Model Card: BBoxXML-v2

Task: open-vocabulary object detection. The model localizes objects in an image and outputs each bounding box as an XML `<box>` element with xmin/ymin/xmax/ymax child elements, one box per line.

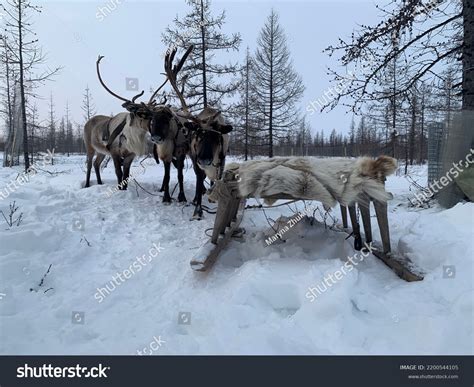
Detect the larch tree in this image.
<box><xmin>81</xmin><ymin>85</ymin><xmax>96</xmax><ymax>123</ymax></box>
<box><xmin>162</xmin><ymin>0</ymin><xmax>241</xmax><ymax>111</ymax></box>
<box><xmin>324</xmin><ymin>0</ymin><xmax>465</xmax><ymax>111</ymax></box>
<box><xmin>1</xmin><ymin>0</ymin><xmax>60</xmax><ymax>171</ymax></box>
<box><xmin>0</xmin><ymin>35</ymin><xmax>16</xmax><ymax>167</ymax></box>
<box><xmin>229</xmin><ymin>47</ymin><xmax>262</xmax><ymax>160</ymax></box>
<box><xmin>252</xmin><ymin>10</ymin><xmax>305</xmax><ymax>158</ymax></box>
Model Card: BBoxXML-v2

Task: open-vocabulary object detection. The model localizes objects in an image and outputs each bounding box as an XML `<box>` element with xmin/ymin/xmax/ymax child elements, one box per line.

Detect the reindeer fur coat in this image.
<box><xmin>226</xmin><ymin>156</ymin><xmax>397</xmax><ymax>208</ymax></box>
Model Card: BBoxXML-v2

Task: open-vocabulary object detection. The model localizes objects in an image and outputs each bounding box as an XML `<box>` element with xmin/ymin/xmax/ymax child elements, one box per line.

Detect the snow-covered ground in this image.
<box><xmin>0</xmin><ymin>153</ymin><xmax>472</xmax><ymax>355</ymax></box>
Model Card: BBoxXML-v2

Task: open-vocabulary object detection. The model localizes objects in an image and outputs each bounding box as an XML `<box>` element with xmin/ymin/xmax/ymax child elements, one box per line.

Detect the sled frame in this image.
<box><xmin>191</xmin><ymin>170</ymin><xmax>424</xmax><ymax>282</ymax></box>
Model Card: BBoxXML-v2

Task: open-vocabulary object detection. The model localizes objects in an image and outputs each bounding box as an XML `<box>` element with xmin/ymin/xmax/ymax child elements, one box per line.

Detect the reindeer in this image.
<box><xmin>156</xmin><ymin>46</ymin><xmax>233</xmax><ymax>219</ymax></box>
<box><xmin>148</xmin><ymin>47</ymin><xmax>194</xmax><ymax>204</ymax></box>
<box><xmin>84</xmin><ymin>55</ymin><xmax>169</xmax><ymax>190</ymax></box>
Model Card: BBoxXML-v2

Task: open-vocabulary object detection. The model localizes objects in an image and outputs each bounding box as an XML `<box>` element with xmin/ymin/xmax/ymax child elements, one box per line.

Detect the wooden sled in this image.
<box><xmin>190</xmin><ymin>169</ymin><xmax>246</xmax><ymax>272</ymax></box>
<box><xmin>337</xmin><ymin>199</ymin><xmax>423</xmax><ymax>282</ymax></box>
<box><xmin>190</xmin><ymin>170</ymin><xmax>424</xmax><ymax>282</ymax></box>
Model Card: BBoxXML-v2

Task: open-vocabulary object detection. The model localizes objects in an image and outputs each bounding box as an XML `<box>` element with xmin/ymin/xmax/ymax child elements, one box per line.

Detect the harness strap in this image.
<box><xmin>106</xmin><ymin>117</ymin><xmax>128</xmax><ymax>151</ymax></box>
<box><xmin>174</xmin><ymin>117</ymin><xmax>183</xmax><ymax>141</ymax></box>
<box><xmin>102</xmin><ymin>119</ymin><xmax>111</xmax><ymax>142</ymax></box>
<box><xmin>173</xmin><ymin>117</ymin><xmax>192</xmax><ymax>157</ymax></box>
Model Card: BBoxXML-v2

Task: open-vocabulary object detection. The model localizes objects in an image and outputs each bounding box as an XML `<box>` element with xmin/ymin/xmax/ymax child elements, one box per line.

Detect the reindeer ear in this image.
<box><xmin>218</xmin><ymin>124</ymin><xmax>233</xmax><ymax>134</ymax></box>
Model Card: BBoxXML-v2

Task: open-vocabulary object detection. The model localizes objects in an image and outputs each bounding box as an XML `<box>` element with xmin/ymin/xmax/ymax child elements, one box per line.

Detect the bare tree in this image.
<box><xmin>1</xmin><ymin>0</ymin><xmax>61</xmax><ymax>171</ymax></box>
<box><xmin>47</xmin><ymin>92</ymin><xmax>56</xmax><ymax>164</ymax></box>
<box><xmin>0</xmin><ymin>35</ymin><xmax>16</xmax><ymax>167</ymax></box>
<box><xmin>229</xmin><ymin>47</ymin><xmax>262</xmax><ymax>160</ymax></box>
<box><xmin>252</xmin><ymin>10</ymin><xmax>305</xmax><ymax>158</ymax></box>
<box><xmin>162</xmin><ymin>0</ymin><xmax>241</xmax><ymax>110</ymax></box>
<box><xmin>81</xmin><ymin>85</ymin><xmax>96</xmax><ymax>123</ymax></box>
<box><xmin>324</xmin><ymin>0</ymin><xmax>464</xmax><ymax>111</ymax></box>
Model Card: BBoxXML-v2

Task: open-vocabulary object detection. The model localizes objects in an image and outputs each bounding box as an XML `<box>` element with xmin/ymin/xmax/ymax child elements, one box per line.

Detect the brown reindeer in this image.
<box><xmin>148</xmin><ymin>47</ymin><xmax>194</xmax><ymax>204</ymax></box>
<box><xmin>84</xmin><ymin>55</ymin><xmax>169</xmax><ymax>190</ymax></box>
<box><xmin>157</xmin><ymin>46</ymin><xmax>233</xmax><ymax>219</ymax></box>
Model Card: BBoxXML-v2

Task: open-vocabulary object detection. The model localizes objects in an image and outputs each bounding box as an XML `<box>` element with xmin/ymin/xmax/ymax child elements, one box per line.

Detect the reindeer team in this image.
<box><xmin>83</xmin><ymin>46</ymin><xmax>233</xmax><ymax>220</ymax></box>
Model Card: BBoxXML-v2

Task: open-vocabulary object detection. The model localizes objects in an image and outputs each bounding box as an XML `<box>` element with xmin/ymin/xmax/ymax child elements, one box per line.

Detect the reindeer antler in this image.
<box><xmin>164</xmin><ymin>45</ymin><xmax>194</xmax><ymax>114</ymax></box>
<box><xmin>96</xmin><ymin>55</ymin><xmax>144</xmax><ymax>104</ymax></box>
<box><xmin>148</xmin><ymin>76</ymin><xmax>169</xmax><ymax>105</ymax></box>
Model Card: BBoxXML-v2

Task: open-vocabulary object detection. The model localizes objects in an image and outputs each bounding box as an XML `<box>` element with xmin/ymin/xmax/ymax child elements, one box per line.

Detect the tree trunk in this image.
<box><xmin>200</xmin><ymin>0</ymin><xmax>208</xmax><ymax>108</ymax></box>
<box><xmin>3</xmin><ymin>37</ymin><xmax>14</xmax><ymax>167</ymax></box>
<box><xmin>244</xmin><ymin>52</ymin><xmax>250</xmax><ymax>161</ymax></box>
<box><xmin>268</xmin><ymin>18</ymin><xmax>274</xmax><ymax>158</ymax></box>
<box><xmin>409</xmin><ymin>91</ymin><xmax>416</xmax><ymax>166</ymax></box>
<box><xmin>391</xmin><ymin>55</ymin><xmax>397</xmax><ymax>158</ymax></box>
<box><xmin>18</xmin><ymin>0</ymin><xmax>30</xmax><ymax>171</ymax></box>
<box><xmin>419</xmin><ymin>92</ymin><xmax>425</xmax><ymax>164</ymax></box>
<box><xmin>463</xmin><ymin>0</ymin><xmax>474</xmax><ymax>110</ymax></box>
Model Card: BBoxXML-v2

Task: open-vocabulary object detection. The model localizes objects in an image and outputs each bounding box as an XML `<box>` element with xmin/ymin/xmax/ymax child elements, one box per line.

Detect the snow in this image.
<box><xmin>0</xmin><ymin>154</ymin><xmax>472</xmax><ymax>355</ymax></box>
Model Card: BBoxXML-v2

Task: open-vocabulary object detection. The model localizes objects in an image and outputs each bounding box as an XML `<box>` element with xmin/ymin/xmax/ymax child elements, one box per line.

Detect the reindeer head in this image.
<box><xmin>184</xmin><ymin>109</ymin><xmax>233</xmax><ymax>172</ymax></box>
<box><xmin>148</xmin><ymin>106</ymin><xmax>177</xmax><ymax>144</ymax></box>
<box><xmin>164</xmin><ymin>46</ymin><xmax>233</xmax><ymax>180</ymax></box>
<box><xmin>96</xmin><ymin>55</ymin><xmax>169</xmax><ymax>132</ymax></box>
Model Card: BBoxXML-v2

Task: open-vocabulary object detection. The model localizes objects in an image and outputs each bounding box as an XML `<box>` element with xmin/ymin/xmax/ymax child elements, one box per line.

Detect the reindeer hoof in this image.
<box><xmin>191</xmin><ymin>207</ymin><xmax>203</xmax><ymax>221</ymax></box>
<box><xmin>163</xmin><ymin>196</ymin><xmax>172</xmax><ymax>204</ymax></box>
<box><xmin>354</xmin><ymin>236</ymin><xmax>363</xmax><ymax>251</ymax></box>
<box><xmin>178</xmin><ymin>193</ymin><xmax>187</xmax><ymax>203</ymax></box>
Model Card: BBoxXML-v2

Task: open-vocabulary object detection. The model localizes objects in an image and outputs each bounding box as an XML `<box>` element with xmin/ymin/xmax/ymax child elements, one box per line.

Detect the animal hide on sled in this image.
<box><xmin>226</xmin><ymin>156</ymin><xmax>397</xmax><ymax>208</ymax></box>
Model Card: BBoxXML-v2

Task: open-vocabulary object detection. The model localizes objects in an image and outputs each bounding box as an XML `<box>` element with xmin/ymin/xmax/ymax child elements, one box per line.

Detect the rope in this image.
<box><xmin>170</xmin><ymin>182</ymin><xmax>179</xmax><ymax>197</ymax></box>
<box><xmin>244</xmin><ymin>200</ymin><xmax>299</xmax><ymax>210</ymax></box>
<box><xmin>132</xmin><ymin>179</ymin><xmax>161</xmax><ymax>197</ymax></box>
<box><xmin>201</xmin><ymin>204</ymin><xmax>217</xmax><ymax>215</ymax></box>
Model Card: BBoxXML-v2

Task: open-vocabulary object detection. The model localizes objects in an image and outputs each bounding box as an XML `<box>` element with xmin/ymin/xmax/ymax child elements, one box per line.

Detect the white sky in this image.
<box><xmin>1</xmin><ymin>0</ymin><xmax>382</xmax><ymax>137</ymax></box>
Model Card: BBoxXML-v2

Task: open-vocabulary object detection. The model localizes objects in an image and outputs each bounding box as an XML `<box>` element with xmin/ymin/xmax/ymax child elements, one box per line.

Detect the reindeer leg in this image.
<box><xmin>192</xmin><ymin>161</ymin><xmax>205</xmax><ymax>220</ymax></box>
<box><xmin>112</xmin><ymin>154</ymin><xmax>124</xmax><ymax>190</ymax></box>
<box><xmin>348</xmin><ymin>204</ymin><xmax>363</xmax><ymax>251</ymax></box>
<box><xmin>121</xmin><ymin>154</ymin><xmax>135</xmax><ymax>191</ymax></box>
<box><xmin>85</xmin><ymin>152</ymin><xmax>94</xmax><ymax>188</ymax></box>
<box><xmin>340</xmin><ymin>205</ymin><xmax>348</xmax><ymax>228</ymax></box>
<box><xmin>153</xmin><ymin>144</ymin><xmax>160</xmax><ymax>165</ymax></box>
<box><xmin>177</xmin><ymin>156</ymin><xmax>187</xmax><ymax>203</ymax></box>
<box><xmin>162</xmin><ymin>161</ymin><xmax>172</xmax><ymax>204</ymax></box>
<box><xmin>358</xmin><ymin>194</ymin><xmax>372</xmax><ymax>245</ymax></box>
<box><xmin>93</xmin><ymin>153</ymin><xmax>106</xmax><ymax>185</ymax></box>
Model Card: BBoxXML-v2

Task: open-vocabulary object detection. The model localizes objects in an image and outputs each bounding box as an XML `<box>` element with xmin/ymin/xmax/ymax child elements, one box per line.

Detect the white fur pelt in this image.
<box><xmin>228</xmin><ymin>156</ymin><xmax>397</xmax><ymax>208</ymax></box>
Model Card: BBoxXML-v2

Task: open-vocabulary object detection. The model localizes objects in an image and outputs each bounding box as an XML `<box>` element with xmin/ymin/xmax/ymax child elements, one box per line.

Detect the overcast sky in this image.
<box><xmin>1</xmin><ymin>0</ymin><xmax>382</xmax><ymax>137</ymax></box>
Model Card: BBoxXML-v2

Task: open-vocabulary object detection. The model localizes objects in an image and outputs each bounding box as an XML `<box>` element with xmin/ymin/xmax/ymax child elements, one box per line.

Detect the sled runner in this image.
<box><xmin>190</xmin><ymin>157</ymin><xmax>424</xmax><ymax>282</ymax></box>
<box><xmin>190</xmin><ymin>170</ymin><xmax>245</xmax><ymax>272</ymax></box>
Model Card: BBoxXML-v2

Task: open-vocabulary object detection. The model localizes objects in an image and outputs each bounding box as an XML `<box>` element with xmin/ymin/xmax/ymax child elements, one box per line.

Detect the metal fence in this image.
<box><xmin>427</xmin><ymin>122</ymin><xmax>445</xmax><ymax>184</ymax></box>
<box><xmin>428</xmin><ymin>112</ymin><xmax>474</xmax><ymax>207</ymax></box>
